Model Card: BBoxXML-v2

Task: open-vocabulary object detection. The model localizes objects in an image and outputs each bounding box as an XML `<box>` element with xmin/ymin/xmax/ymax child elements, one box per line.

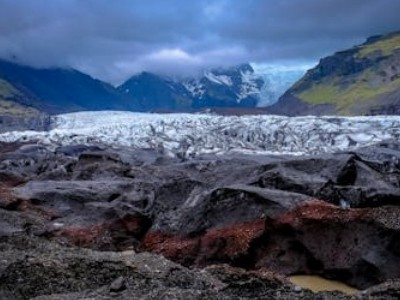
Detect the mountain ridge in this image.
<box><xmin>272</xmin><ymin>31</ymin><xmax>400</xmax><ymax>116</ymax></box>
<box><xmin>0</xmin><ymin>60</ymin><xmax>271</xmax><ymax>115</ymax></box>
<box><xmin>118</xmin><ymin>63</ymin><xmax>264</xmax><ymax>111</ymax></box>
<box><xmin>0</xmin><ymin>59</ymin><xmax>135</xmax><ymax>114</ymax></box>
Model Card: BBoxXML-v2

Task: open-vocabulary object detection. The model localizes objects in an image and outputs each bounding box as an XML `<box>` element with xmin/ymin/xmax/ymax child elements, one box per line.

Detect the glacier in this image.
<box><xmin>251</xmin><ymin>63</ymin><xmax>313</xmax><ymax>106</ymax></box>
<box><xmin>0</xmin><ymin>111</ymin><xmax>400</xmax><ymax>158</ymax></box>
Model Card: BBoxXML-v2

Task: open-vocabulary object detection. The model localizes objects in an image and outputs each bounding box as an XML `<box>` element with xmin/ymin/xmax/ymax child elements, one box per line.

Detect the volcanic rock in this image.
<box><xmin>1</xmin><ymin>140</ymin><xmax>400</xmax><ymax>298</ymax></box>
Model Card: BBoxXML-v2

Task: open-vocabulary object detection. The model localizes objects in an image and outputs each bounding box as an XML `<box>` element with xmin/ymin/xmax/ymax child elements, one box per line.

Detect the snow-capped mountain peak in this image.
<box><xmin>181</xmin><ymin>64</ymin><xmax>264</xmax><ymax>106</ymax></box>
<box><xmin>180</xmin><ymin>63</ymin><xmax>310</xmax><ymax>106</ymax></box>
<box><xmin>116</xmin><ymin>62</ymin><xmax>311</xmax><ymax>111</ymax></box>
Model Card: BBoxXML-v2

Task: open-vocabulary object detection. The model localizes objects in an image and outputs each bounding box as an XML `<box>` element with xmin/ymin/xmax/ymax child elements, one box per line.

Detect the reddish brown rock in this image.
<box><xmin>53</xmin><ymin>215</ymin><xmax>151</xmax><ymax>250</ymax></box>
<box><xmin>17</xmin><ymin>199</ymin><xmax>61</xmax><ymax>220</ymax></box>
<box><xmin>142</xmin><ymin>219</ymin><xmax>265</xmax><ymax>267</ymax></box>
<box><xmin>0</xmin><ymin>172</ymin><xmax>26</xmax><ymax>209</ymax></box>
<box><xmin>142</xmin><ymin>199</ymin><xmax>400</xmax><ymax>289</ymax></box>
<box><xmin>275</xmin><ymin>199</ymin><xmax>369</xmax><ymax>225</ymax></box>
<box><xmin>142</xmin><ymin>232</ymin><xmax>200</xmax><ymax>265</ymax></box>
<box><xmin>0</xmin><ymin>187</ymin><xmax>19</xmax><ymax>209</ymax></box>
<box><xmin>54</xmin><ymin>223</ymin><xmax>108</xmax><ymax>248</ymax></box>
<box><xmin>197</xmin><ymin>218</ymin><xmax>266</xmax><ymax>266</ymax></box>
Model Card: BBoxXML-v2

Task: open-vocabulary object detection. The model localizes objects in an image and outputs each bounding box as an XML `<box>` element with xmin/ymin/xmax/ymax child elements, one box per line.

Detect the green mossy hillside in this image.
<box><xmin>279</xmin><ymin>31</ymin><xmax>400</xmax><ymax>115</ymax></box>
<box><xmin>357</xmin><ymin>34</ymin><xmax>400</xmax><ymax>58</ymax></box>
<box><xmin>0</xmin><ymin>79</ymin><xmax>22</xmax><ymax>98</ymax></box>
<box><xmin>0</xmin><ymin>99</ymin><xmax>40</xmax><ymax>116</ymax></box>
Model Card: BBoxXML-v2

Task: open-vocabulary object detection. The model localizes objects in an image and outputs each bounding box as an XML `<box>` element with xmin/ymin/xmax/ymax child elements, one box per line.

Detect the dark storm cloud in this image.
<box><xmin>0</xmin><ymin>0</ymin><xmax>399</xmax><ymax>84</ymax></box>
<box><xmin>223</xmin><ymin>0</ymin><xmax>400</xmax><ymax>60</ymax></box>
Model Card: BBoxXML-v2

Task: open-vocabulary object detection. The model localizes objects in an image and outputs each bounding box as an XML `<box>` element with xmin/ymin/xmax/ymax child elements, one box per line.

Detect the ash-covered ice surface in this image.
<box><xmin>0</xmin><ymin>111</ymin><xmax>400</xmax><ymax>157</ymax></box>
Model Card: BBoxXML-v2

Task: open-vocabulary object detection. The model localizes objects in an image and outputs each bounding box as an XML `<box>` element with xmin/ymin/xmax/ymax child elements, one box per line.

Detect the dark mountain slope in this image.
<box><xmin>0</xmin><ymin>59</ymin><xmax>135</xmax><ymax>114</ymax></box>
<box><xmin>118</xmin><ymin>72</ymin><xmax>193</xmax><ymax>111</ymax></box>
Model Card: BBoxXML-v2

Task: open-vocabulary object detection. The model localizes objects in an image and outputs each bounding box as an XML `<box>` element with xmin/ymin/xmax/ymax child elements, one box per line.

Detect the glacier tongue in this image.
<box><xmin>0</xmin><ymin>111</ymin><xmax>399</xmax><ymax>157</ymax></box>
<box><xmin>251</xmin><ymin>63</ymin><xmax>312</xmax><ymax>106</ymax></box>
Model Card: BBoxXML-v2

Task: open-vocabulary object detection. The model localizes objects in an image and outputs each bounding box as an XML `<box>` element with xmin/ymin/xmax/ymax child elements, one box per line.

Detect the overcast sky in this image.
<box><xmin>0</xmin><ymin>0</ymin><xmax>399</xmax><ymax>84</ymax></box>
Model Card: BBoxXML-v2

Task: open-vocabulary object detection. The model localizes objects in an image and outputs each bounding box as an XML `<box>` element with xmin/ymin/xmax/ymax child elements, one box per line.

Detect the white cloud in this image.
<box><xmin>148</xmin><ymin>48</ymin><xmax>201</xmax><ymax>64</ymax></box>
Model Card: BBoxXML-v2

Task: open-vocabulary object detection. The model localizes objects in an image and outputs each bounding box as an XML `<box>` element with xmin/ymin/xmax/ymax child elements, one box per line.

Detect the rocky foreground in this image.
<box><xmin>1</xmin><ymin>140</ymin><xmax>400</xmax><ymax>299</ymax></box>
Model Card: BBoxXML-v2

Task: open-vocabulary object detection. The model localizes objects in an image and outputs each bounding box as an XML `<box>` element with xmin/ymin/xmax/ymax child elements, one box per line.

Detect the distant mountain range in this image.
<box><xmin>0</xmin><ymin>59</ymin><xmax>304</xmax><ymax>116</ymax></box>
<box><xmin>119</xmin><ymin>64</ymin><xmax>266</xmax><ymax>111</ymax></box>
<box><xmin>272</xmin><ymin>31</ymin><xmax>400</xmax><ymax>116</ymax></box>
<box><xmin>0</xmin><ymin>60</ymin><xmax>260</xmax><ymax>115</ymax></box>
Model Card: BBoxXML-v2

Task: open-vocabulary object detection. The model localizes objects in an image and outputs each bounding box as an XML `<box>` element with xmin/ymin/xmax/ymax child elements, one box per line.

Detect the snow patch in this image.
<box><xmin>237</xmin><ymin>70</ymin><xmax>262</xmax><ymax>101</ymax></box>
<box><xmin>183</xmin><ymin>81</ymin><xmax>205</xmax><ymax>98</ymax></box>
<box><xmin>204</xmin><ymin>72</ymin><xmax>233</xmax><ymax>86</ymax></box>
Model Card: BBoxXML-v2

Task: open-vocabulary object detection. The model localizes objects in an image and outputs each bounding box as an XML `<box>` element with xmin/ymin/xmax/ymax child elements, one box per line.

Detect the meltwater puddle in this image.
<box><xmin>289</xmin><ymin>275</ymin><xmax>359</xmax><ymax>295</ymax></box>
